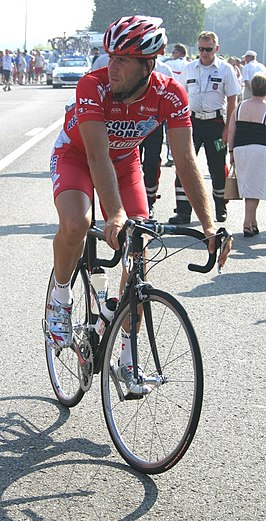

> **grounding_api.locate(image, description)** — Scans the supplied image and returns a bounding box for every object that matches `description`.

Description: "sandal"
[243,227,254,237]
[252,226,259,235]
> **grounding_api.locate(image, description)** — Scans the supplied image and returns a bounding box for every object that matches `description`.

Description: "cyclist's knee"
[59,216,90,245]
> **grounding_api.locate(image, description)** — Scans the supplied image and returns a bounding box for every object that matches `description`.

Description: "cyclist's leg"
[111,153,150,394]
[48,143,93,347]
[54,190,92,288]
[116,151,149,300]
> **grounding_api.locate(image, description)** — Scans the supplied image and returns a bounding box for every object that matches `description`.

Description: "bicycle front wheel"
[45,268,90,407]
[101,289,203,474]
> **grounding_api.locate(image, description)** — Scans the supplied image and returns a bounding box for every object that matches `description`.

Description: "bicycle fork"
[129,284,167,388]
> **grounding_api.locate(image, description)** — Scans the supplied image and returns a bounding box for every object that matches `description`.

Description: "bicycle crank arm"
[110,361,125,402]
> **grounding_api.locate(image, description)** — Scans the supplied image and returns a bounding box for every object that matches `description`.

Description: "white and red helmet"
[103,16,167,59]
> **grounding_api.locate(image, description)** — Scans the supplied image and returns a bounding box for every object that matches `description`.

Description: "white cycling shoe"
[116,363,152,396]
[47,295,73,349]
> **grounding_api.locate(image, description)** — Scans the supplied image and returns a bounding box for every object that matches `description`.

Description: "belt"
[191,110,223,120]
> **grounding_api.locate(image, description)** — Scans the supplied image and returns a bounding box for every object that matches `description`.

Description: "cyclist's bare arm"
[79,120,127,249]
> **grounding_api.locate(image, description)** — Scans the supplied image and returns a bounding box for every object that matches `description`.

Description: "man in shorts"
[47,16,230,394]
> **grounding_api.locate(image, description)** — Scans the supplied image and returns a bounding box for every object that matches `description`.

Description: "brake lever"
[217,228,233,274]
[188,228,232,274]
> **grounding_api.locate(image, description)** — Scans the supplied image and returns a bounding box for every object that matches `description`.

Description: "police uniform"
[171,56,241,222]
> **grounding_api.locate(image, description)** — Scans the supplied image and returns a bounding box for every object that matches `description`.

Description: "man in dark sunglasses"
[168,31,241,224]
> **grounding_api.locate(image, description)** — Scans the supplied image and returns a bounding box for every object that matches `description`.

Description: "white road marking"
[0,117,64,172]
[25,127,44,136]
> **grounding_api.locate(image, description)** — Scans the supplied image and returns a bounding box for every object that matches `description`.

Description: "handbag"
[224,164,241,200]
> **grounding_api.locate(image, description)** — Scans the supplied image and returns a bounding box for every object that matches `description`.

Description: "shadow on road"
[179,271,266,297]
[0,395,157,521]
[0,172,50,179]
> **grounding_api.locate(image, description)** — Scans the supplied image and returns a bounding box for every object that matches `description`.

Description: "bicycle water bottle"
[95,297,118,336]
[91,267,108,314]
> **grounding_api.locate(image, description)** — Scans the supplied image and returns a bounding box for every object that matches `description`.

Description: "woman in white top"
[228,72,266,237]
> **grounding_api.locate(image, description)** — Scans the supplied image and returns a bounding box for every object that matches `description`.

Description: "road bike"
[43,215,231,474]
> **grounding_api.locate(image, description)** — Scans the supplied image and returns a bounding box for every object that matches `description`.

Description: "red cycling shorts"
[50,143,149,219]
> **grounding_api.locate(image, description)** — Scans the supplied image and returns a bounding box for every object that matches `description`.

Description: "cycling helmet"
[103,16,167,58]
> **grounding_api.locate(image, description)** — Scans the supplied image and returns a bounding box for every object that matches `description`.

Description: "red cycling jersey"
[51,67,191,218]
[64,67,191,159]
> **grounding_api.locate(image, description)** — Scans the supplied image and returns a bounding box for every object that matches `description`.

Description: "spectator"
[169,30,241,224]
[163,43,188,167]
[139,58,173,217]
[18,51,27,84]
[0,50,3,84]
[91,52,109,71]
[28,54,35,84]
[235,57,243,75]
[23,49,31,83]
[91,46,100,65]
[228,56,242,101]
[228,72,266,237]
[228,56,241,83]
[13,49,21,84]
[2,49,13,91]
[34,50,44,83]
[242,50,266,100]
[165,43,188,80]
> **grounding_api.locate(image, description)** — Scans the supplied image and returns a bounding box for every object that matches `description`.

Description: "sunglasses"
[198,46,214,52]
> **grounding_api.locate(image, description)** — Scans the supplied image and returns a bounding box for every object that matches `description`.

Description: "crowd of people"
[0,48,45,90]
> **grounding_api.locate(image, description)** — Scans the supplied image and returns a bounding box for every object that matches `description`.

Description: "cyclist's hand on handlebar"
[104,209,128,250]
[204,226,216,254]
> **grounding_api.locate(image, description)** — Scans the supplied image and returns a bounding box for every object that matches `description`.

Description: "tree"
[204,0,266,61]
[90,0,206,45]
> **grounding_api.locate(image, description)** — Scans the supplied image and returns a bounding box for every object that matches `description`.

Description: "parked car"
[52,55,91,88]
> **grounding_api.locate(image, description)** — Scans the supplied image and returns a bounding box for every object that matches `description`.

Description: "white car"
[52,56,91,88]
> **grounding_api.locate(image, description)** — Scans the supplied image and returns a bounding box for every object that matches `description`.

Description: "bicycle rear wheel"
[45,267,90,407]
[101,289,203,474]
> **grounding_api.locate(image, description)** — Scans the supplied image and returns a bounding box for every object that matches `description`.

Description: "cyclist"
[47,16,231,394]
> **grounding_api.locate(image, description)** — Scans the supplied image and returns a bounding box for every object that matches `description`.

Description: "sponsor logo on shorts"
[50,155,60,192]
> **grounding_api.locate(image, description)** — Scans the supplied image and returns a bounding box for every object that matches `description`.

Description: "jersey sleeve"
[164,78,191,129]
[75,72,106,124]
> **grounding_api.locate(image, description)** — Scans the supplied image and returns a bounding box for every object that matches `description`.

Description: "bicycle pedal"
[124,392,144,401]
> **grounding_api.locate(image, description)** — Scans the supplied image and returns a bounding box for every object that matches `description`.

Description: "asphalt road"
[0,83,265,521]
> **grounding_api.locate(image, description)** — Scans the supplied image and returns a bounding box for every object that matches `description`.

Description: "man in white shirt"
[164,44,188,166]
[91,53,109,71]
[169,31,241,224]
[242,50,266,100]
[165,43,188,80]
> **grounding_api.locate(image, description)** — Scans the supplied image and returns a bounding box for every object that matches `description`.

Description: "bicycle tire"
[101,289,203,474]
[45,267,91,407]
